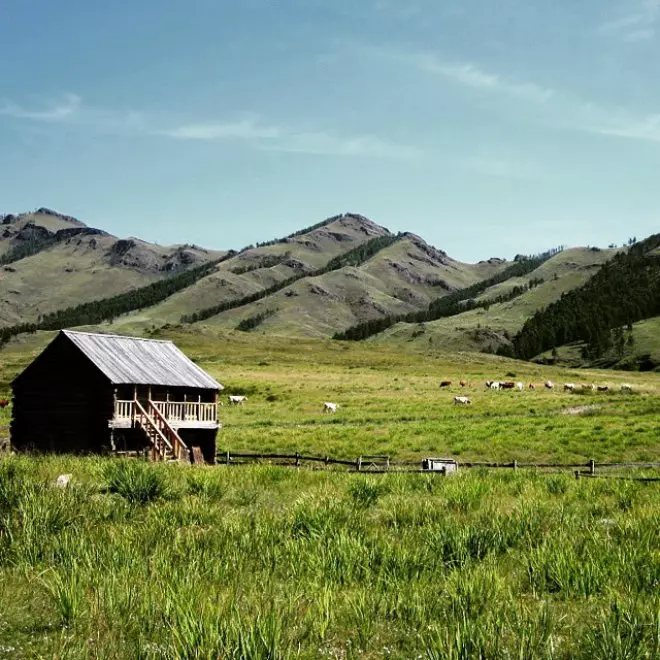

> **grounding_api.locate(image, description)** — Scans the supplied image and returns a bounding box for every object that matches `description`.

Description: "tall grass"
[1,456,659,657]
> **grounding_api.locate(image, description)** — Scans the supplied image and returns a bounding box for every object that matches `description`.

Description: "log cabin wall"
[11,334,114,453]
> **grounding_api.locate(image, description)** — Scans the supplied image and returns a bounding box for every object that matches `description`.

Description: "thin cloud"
[0,93,81,122]
[598,0,660,42]
[373,48,555,103]
[365,44,660,148]
[3,93,418,159]
[163,117,281,140]
[594,114,660,143]
[258,131,420,158]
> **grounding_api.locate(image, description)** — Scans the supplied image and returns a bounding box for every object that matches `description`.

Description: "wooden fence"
[217,450,660,479]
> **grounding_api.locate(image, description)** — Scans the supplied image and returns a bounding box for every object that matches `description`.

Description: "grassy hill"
[110,214,392,331]
[371,247,616,352]
[192,233,509,337]
[0,209,223,326]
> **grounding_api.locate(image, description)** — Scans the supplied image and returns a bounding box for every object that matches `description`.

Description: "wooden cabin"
[11,330,223,463]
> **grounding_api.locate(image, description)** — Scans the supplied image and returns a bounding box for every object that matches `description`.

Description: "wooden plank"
[191,446,204,464]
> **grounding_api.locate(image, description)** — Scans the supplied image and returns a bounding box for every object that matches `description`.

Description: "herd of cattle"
[443,379,634,405]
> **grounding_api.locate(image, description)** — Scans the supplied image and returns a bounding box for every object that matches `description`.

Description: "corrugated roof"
[62,330,223,389]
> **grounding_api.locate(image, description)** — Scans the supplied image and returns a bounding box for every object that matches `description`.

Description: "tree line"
[333,250,560,341]
[513,234,660,360]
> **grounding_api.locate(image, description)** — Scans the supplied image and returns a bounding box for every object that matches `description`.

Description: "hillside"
[514,234,660,360]
[195,233,509,337]
[0,209,224,326]
[371,247,617,352]
[110,214,394,330]
[535,315,660,371]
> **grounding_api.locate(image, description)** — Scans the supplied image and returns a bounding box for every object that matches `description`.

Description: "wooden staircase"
[134,400,189,462]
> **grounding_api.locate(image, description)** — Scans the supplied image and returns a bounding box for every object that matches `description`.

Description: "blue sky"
[1,0,659,261]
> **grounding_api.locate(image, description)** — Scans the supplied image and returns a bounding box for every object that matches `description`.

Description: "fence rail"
[217,450,660,478]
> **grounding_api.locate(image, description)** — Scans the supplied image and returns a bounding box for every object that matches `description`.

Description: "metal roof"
[61,330,224,390]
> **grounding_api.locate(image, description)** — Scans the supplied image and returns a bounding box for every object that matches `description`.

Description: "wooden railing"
[151,401,217,423]
[114,400,217,425]
[115,400,134,420]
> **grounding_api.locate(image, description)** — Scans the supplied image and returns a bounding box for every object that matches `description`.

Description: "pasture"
[1,329,659,657]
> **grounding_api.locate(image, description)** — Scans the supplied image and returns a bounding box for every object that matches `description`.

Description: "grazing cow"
[323,402,338,413]
[597,386,609,392]
[528,383,536,390]
[485,380,493,388]
[228,395,248,405]
[0,399,8,408]
[500,381,516,390]
[459,379,468,388]
[621,384,633,392]
[563,383,576,392]
[490,381,501,391]
[545,381,554,390]
[515,382,524,391]
[453,396,471,405]
[439,380,452,388]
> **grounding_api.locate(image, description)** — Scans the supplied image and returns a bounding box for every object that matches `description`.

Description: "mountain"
[0,208,224,326]
[188,232,508,338]
[0,208,629,361]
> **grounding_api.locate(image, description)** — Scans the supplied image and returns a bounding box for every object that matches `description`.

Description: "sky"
[1,0,659,262]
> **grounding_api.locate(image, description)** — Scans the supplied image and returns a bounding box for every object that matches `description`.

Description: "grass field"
[1,330,659,657]
[1,457,659,658]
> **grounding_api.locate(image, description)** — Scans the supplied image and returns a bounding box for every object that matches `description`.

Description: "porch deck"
[110,400,220,430]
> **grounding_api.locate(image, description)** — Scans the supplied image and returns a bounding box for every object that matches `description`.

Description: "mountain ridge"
[0,208,627,361]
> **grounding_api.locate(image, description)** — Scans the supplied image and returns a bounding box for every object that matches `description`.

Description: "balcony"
[111,400,219,430]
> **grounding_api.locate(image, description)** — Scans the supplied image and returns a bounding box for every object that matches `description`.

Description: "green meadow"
[1,330,659,657]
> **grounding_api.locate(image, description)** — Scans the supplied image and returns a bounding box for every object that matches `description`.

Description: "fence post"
[225,450,230,466]
[575,470,580,481]
[295,452,300,467]
[589,459,595,475]
[513,460,518,472]
[356,457,362,472]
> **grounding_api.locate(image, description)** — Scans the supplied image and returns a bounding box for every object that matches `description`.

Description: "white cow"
[621,384,633,392]
[490,381,501,390]
[545,381,554,390]
[515,382,524,391]
[228,395,248,405]
[323,402,338,413]
[453,396,472,405]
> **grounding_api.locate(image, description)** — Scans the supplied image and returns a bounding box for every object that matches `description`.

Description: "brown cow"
[0,399,9,408]
[597,386,609,392]
[439,380,452,388]
[528,383,536,390]
[459,379,468,388]
[500,381,516,390]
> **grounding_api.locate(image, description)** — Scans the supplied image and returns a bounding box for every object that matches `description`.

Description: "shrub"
[103,461,172,504]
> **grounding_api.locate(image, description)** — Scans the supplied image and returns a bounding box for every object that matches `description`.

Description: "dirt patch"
[560,404,601,416]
